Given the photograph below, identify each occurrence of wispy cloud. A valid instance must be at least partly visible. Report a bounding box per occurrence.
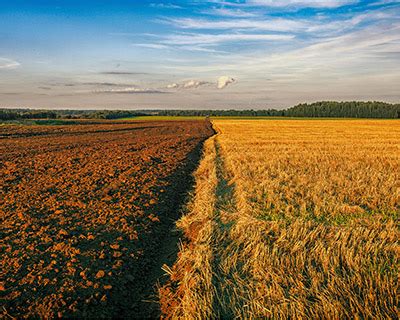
[166,79,211,89]
[83,82,140,87]
[0,58,20,69]
[367,0,400,5]
[99,71,148,75]
[160,32,294,46]
[162,6,400,35]
[168,20,400,78]
[162,17,307,32]
[201,7,258,17]
[94,87,166,94]
[246,0,358,8]
[134,43,170,49]
[149,3,182,9]
[166,77,236,89]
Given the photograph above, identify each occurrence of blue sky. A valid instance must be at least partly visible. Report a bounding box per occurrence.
[0,0,399,109]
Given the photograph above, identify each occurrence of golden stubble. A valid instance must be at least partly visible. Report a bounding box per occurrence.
[161,119,400,319]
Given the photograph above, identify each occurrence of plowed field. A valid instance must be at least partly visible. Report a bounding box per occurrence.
[0,120,213,318]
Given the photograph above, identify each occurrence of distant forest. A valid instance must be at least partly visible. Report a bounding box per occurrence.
[0,110,146,121]
[157,101,400,118]
[1,101,399,120]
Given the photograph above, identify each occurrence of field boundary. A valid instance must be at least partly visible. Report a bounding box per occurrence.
[159,122,248,318]
[134,130,212,318]
[159,126,220,318]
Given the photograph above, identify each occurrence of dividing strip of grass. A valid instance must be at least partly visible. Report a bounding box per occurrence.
[159,134,219,319]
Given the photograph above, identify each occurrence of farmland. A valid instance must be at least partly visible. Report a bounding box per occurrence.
[162,119,400,319]
[0,120,213,318]
[1,118,399,319]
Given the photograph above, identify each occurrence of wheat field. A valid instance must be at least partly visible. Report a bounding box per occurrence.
[161,119,400,319]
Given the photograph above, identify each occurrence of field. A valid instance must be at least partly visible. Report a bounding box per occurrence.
[2,118,399,319]
[161,119,400,318]
[121,116,206,121]
[0,120,213,318]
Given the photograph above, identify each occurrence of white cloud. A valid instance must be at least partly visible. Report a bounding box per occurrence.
[368,0,400,5]
[161,33,294,45]
[158,21,400,81]
[165,77,236,90]
[134,43,170,49]
[161,10,396,36]
[183,79,208,88]
[135,42,226,53]
[167,83,179,89]
[149,3,182,9]
[247,0,358,8]
[202,7,258,18]
[164,17,307,32]
[217,76,236,89]
[177,45,227,53]
[0,58,20,69]
[166,80,211,89]
[94,87,164,94]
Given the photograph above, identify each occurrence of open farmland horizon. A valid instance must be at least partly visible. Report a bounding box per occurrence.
[2,0,400,318]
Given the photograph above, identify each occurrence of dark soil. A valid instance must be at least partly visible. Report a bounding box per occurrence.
[0,120,213,319]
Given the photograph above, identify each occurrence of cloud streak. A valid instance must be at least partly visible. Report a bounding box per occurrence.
[193,21,400,76]
[246,0,358,8]
[149,3,182,9]
[94,87,166,94]
[99,71,147,75]
[0,58,20,69]
[163,17,307,32]
[166,77,236,89]
[160,32,294,46]
[201,7,257,18]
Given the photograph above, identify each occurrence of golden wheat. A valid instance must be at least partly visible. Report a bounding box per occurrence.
[161,119,400,319]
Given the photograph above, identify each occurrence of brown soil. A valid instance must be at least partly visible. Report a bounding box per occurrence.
[0,120,214,319]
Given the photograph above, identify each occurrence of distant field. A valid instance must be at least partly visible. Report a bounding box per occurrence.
[162,119,400,319]
[122,115,287,121]
[3,115,396,125]
[121,115,389,121]
[121,115,206,121]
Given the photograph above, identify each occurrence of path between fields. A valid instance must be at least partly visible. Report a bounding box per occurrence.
[158,124,248,318]
[134,135,212,318]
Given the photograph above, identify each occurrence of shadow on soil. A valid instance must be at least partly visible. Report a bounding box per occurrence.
[129,138,210,319]
[1,121,215,320]
[73,136,213,319]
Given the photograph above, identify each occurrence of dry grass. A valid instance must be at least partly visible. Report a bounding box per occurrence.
[159,135,218,319]
[161,119,400,319]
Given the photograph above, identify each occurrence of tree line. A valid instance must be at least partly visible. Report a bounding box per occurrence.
[1,101,399,120]
[156,101,399,118]
[285,101,399,118]
[0,109,146,121]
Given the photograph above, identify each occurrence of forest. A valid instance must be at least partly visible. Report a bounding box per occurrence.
[0,109,147,121]
[1,101,399,120]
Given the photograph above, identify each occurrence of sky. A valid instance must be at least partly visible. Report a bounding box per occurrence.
[0,0,399,109]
